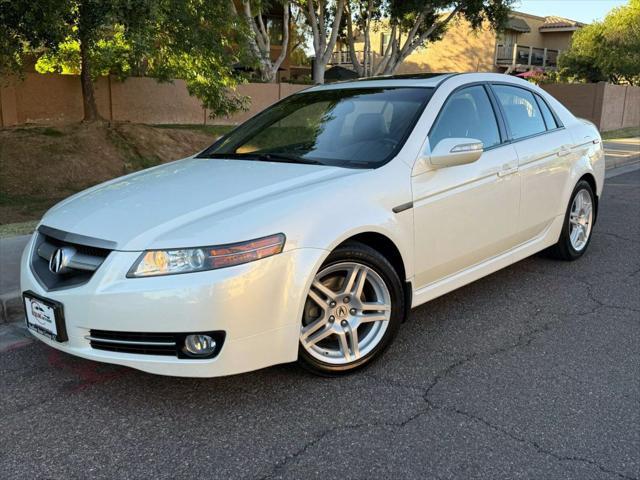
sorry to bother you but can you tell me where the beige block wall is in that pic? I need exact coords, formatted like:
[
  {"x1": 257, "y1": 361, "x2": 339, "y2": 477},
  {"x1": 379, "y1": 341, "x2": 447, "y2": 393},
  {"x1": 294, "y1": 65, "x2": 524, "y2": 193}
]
[
  {"x1": 541, "y1": 82, "x2": 640, "y2": 131},
  {"x1": 600, "y1": 84, "x2": 628, "y2": 132},
  {"x1": 1, "y1": 74, "x2": 110, "y2": 125},
  {"x1": 217, "y1": 83, "x2": 308, "y2": 125},
  {"x1": 541, "y1": 83, "x2": 602, "y2": 124},
  {"x1": 0, "y1": 73, "x2": 308, "y2": 127},
  {"x1": 622, "y1": 86, "x2": 640, "y2": 129},
  {"x1": 0, "y1": 83, "x2": 18, "y2": 127},
  {"x1": 110, "y1": 77, "x2": 204, "y2": 124}
]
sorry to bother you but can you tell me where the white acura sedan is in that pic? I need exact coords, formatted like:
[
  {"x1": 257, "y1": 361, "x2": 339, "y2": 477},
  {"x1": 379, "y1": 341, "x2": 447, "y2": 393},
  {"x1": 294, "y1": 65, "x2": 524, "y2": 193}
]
[{"x1": 21, "y1": 73, "x2": 604, "y2": 377}]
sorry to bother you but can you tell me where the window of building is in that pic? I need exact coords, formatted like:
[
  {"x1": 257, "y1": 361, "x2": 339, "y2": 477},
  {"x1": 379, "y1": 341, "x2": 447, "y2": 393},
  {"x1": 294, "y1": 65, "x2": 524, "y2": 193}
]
[{"x1": 265, "y1": 16, "x2": 284, "y2": 45}]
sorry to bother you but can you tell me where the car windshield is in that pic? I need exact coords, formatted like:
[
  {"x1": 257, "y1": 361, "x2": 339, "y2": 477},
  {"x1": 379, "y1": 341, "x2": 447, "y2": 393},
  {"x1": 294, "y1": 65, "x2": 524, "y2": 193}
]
[{"x1": 199, "y1": 87, "x2": 434, "y2": 169}]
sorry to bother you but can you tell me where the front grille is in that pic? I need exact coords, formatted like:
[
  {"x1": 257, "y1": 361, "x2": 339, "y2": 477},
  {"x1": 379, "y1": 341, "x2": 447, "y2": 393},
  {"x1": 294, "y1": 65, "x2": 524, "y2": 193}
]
[
  {"x1": 88, "y1": 330, "x2": 226, "y2": 359},
  {"x1": 30, "y1": 226, "x2": 114, "y2": 291}
]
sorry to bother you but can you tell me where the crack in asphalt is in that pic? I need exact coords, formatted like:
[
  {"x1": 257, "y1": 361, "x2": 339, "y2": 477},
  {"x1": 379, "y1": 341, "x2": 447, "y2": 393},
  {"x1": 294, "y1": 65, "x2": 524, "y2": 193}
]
[
  {"x1": 518, "y1": 267, "x2": 640, "y2": 315},
  {"x1": 440, "y1": 406, "x2": 639, "y2": 480},
  {"x1": 258, "y1": 274, "x2": 638, "y2": 480},
  {"x1": 258, "y1": 314, "x2": 619, "y2": 479}
]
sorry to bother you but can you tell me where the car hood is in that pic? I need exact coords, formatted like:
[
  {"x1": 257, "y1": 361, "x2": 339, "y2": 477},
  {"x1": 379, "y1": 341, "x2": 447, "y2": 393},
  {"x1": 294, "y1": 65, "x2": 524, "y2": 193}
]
[{"x1": 41, "y1": 157, "x2": 356, "y2": 251}]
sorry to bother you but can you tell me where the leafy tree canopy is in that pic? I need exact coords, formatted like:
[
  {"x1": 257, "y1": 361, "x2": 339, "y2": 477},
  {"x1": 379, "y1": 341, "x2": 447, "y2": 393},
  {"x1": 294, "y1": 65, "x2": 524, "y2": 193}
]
[
  {"x1": 559, "y1": 0, "x2": 640, "y2": 85},
  {"x1": 0, "y1": 0, "x2": 250, "y2": 119}
]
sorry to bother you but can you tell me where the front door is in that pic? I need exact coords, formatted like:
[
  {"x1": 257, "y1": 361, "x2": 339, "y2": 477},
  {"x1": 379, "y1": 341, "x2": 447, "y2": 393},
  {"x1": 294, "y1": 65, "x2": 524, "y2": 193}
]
[{"x1": 411, "y1": 85, "x2": 521, "y2": 288}]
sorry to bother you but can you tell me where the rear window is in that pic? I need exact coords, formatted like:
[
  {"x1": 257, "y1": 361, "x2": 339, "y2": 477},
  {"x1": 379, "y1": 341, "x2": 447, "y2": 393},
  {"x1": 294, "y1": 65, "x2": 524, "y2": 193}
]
[
  {"x1": 534, "y1": 94, "x2": 559, "y2": 130},
  {"x1": 493, "y1": 85, "x2": 546, "y2": 140}
]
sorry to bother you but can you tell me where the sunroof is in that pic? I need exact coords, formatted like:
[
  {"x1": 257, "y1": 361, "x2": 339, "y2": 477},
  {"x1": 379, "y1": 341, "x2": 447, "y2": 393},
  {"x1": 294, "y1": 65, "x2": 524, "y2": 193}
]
[{"x1": 353, "y1": 73, "x2": 456, "y2": 82}]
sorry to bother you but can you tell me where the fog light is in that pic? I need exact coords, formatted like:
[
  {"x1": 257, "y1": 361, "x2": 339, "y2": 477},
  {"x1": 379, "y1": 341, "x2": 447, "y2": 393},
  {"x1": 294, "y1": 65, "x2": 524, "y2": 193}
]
[{"x1": 183, "y1": 334, "x2": 217, "y2": 357}]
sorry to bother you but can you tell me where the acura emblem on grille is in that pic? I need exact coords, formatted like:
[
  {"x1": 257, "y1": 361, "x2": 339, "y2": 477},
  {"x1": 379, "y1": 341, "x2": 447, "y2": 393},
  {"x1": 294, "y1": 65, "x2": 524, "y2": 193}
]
[{"x1": 49, "y1": 246, "x2": 76, "y2": 274}]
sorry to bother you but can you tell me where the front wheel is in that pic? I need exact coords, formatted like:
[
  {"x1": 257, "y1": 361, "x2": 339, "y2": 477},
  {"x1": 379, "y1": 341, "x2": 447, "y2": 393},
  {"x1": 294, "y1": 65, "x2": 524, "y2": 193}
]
[
  {"x1": 298, "y1": 242, "x2": 404, "y2": 375},
  {"x1": 549, "y1": 180, "x2": 596, "y2": 261}
]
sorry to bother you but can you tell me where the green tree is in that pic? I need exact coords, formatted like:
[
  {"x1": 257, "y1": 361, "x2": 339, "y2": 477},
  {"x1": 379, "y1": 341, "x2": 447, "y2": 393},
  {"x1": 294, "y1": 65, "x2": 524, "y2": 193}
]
[
  {"x1": 559, "y1": 0, "x2": 640, "y2": 85},
  {"x1": 147, "y1": 0, "x2": 251, "y2": 117},
  {"x1": 344, "y1": 0, "x2": 513, "y2": 76},
  {"x1": 0, "y1": 0, "x2": 161, "y2": 121},
  {"x1": 0, "y1": 0, "x2": 249, "y2": 121}
]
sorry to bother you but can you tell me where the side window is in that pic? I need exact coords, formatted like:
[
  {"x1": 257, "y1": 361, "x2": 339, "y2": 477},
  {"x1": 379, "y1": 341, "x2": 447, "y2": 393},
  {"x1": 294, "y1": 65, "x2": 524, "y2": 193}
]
[
  {"x1": 492, "y1": 85, "x2": 546, "y2": 140},
  {"x1": 429, "y1": 85, "x2": 500, "y2": 150},
  {"x1": 534, "y1": 94, "x2": 558, "y2": 130}
]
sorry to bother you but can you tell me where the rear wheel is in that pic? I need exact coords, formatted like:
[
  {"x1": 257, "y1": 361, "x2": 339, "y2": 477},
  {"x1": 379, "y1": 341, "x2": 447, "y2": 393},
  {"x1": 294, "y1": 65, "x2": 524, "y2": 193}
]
[
  {"x1": 549, "y1": 180, "x2": 595, "y2": 260},
  {"x1": 298, "y1": 242, "x2": 404, "y2": 375}
]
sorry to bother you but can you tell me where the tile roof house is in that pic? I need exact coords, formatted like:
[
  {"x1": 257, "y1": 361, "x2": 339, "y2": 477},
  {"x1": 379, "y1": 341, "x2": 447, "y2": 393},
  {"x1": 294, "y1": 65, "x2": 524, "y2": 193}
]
[{"x1": 330, "y1": 11, "x2": 585, "y2": 76}]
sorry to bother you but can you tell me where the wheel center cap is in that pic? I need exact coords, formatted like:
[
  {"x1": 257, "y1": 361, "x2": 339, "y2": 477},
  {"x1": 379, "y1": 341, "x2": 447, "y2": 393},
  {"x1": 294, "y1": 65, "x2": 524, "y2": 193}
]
[{"x1": 334, "y1": 305, "x2": 349, "y2": 319}]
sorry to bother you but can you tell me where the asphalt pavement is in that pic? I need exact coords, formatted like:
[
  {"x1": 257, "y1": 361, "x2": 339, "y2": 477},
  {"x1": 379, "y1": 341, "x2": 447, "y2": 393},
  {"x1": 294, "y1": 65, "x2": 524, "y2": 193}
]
[{"x1": 0, "y1": 169, "x2": 638, "y2": 479}]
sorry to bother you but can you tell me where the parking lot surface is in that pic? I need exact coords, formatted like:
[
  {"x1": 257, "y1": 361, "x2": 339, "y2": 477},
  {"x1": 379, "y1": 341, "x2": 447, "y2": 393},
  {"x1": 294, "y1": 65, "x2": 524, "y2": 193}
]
[{"x1": 1, "y1": 170, "x2": 638, "y2": 480}]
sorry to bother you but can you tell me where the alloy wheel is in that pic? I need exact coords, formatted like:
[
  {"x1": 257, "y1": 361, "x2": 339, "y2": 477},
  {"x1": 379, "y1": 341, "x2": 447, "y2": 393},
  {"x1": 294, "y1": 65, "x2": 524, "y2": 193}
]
[
  {"x1": 569, "y1": 189, "x2": 593, "y2": 251},
  {"x1": 300, "y1": 262, "x2": 392, "y2": 365}
]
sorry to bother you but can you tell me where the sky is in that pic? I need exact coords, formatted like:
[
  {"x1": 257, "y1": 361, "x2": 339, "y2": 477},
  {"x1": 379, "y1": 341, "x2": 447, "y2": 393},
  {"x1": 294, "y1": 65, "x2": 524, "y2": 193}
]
[{"x1": 513, "y1": 0, "x2": 629, "y2": 23}]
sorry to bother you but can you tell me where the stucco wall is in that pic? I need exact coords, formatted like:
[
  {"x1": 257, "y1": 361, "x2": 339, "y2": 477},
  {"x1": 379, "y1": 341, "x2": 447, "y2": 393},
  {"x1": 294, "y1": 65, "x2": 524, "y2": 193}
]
[
  {"x1": 0, "y1": 73, "x2": 307, "y2": 127},
  {"x1": 338, "y1": 12, "x2": 577, "y2": 75},
  {"x1": 509, "y1": 14, "x2": 574, "y2": 52},
  {"x1": 341, "y1": 17, "x2": 499, "y2": 74},
  {"x1": 397, "y1": 18, "x2": 497, "y2": 74}
]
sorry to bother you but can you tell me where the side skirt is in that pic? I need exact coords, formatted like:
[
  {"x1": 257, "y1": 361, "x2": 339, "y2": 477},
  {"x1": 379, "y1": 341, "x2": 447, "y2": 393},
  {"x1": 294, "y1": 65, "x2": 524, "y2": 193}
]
[{"x1": 411, "y1": 215, "x2": 564, "y2": 308}]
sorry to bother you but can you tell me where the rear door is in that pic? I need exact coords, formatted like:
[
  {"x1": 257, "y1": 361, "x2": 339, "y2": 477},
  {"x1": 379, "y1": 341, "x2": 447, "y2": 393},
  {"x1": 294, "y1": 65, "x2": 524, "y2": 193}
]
[
  {"x1": 411, "y1": 84, "x2": 521, "y2": 288},
  {"x1": 490, "y1": 84, "x2": 574, "y2": 240}
]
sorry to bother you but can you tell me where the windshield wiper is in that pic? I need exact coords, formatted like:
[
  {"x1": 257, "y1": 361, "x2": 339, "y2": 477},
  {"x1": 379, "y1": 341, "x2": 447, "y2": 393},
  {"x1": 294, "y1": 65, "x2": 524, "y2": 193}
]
[
  {"x1": 198, "y1": 151, "x2": 324, "y2": 166},
  {"x1": 253, "y1": 152, "x2": 325, "y2": 166}
]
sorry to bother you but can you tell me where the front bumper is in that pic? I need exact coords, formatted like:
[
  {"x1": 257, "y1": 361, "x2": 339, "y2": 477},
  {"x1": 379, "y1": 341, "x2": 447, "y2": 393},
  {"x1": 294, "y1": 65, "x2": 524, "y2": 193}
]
[{"x1": 20, "y1": 234, "x2": 326, "y2": 377}]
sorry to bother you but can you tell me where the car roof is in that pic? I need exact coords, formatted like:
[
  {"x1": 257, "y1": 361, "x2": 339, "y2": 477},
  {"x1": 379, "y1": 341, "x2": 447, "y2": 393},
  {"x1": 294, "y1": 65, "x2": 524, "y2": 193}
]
[{"x1": 304, "y1": 72, "x2": 532, "y2": 91}]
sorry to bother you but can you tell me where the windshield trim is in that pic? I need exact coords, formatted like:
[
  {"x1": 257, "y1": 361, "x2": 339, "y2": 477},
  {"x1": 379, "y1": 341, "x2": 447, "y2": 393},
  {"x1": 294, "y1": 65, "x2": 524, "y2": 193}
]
[{"x1": 197, "y1": 86, "x2": 435, "y2": 169}]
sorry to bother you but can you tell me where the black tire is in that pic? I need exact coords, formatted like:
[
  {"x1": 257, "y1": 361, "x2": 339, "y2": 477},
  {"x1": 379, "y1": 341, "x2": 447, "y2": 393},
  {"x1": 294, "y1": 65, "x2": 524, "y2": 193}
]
[
  {"x1": 548, "y1": 180, "x2": 596, "y2": 261},
  {"x1": 298, "y1": 241, "x2": 405, "y2": 376}
]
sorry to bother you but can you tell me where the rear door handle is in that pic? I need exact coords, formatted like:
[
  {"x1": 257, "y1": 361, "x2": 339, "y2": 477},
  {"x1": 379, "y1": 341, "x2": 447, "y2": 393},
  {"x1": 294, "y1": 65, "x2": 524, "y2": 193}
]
[
  {"x1": 557, "y1": 146, "x2": 572, "y2": 157},
  {"x1": 497, "y1": 166, "x2": 518, "y2": 177}
]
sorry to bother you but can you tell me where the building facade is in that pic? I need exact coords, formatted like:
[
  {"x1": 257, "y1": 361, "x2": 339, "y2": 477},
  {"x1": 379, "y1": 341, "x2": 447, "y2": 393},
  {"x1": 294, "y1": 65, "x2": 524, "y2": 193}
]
[{"x1": 329, "y1": 11, "x2": 584, "y2": 76}]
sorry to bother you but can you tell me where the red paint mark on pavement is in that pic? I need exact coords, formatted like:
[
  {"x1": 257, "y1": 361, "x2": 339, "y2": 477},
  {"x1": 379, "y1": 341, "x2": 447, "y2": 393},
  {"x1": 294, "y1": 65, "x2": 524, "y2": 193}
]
[
  {"x1": 0, "y1": 339, "x2": 34, "y2": 352},
  {"x1": 48, "y1": 350, "x2": 131, "y2": 392}
]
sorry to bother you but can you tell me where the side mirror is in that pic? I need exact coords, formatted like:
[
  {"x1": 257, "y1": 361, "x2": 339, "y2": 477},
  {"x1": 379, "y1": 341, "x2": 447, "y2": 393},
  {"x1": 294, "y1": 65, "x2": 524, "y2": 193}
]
[{"x1": 430, "y1": 138, "x2": 483, "y2": 168}]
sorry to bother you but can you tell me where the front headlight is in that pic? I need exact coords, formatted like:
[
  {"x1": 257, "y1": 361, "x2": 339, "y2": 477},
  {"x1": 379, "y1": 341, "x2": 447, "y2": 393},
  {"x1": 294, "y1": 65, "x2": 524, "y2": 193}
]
[{"x1": 127, "y1": 233, "x2": 286, "y2": 278}]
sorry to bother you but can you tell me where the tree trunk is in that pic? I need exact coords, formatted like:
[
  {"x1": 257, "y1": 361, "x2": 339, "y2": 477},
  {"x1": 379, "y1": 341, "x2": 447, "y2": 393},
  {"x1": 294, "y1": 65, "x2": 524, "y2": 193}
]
[
  {"x1": 313, "y1": 60, "x2": 325, "y2": 84},
  {"x1": 79, "y1": 38, "x2": 100, "y2": 122},
  {"x1": 304, "y1": 0, "x2": 345, "y2": 84}
]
